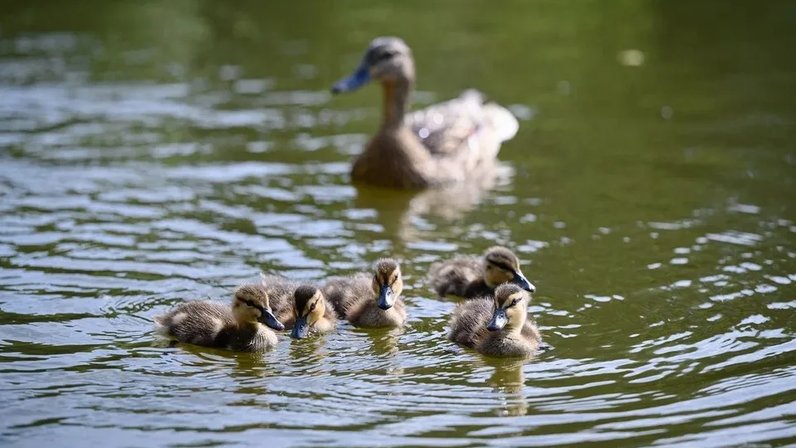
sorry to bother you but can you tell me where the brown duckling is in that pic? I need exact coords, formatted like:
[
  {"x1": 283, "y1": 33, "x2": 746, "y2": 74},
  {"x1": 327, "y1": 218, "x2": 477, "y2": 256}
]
[
  {"x1": 429, "y1": 246, "x2": 535, "y2": 299},
  {"x1": 281, "y1": 285, "x2": 337, "y2": 339},
  {"x1": 323, "y1": 258, "x2": 406, "y2": 328},
  {"x1": 448, "y1": 284, "x2": 542, "y2": 358},
  {"x1": 255, "y1": 276, "x2": 336, "y2": 339},
  {"x1": 154, "y1": 284, "x2": 284, "y2": 352}
]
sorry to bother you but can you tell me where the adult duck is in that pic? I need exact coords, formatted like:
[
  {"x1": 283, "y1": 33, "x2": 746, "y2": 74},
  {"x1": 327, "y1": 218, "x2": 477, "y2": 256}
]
[{"x1": 331, "y1": 37, "x2": 519, "y2": 189}]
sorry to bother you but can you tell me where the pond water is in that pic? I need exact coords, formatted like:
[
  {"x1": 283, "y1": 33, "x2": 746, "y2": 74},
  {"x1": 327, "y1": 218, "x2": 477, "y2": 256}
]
[{"x1": 1, "y1": 1, "x2": 795, "y2": 446}]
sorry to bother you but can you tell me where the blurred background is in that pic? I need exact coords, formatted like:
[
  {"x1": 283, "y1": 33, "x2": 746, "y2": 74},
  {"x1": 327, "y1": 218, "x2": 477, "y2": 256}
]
[{"x1": 1, "y1": 1, "x2": 795, "y2": 446}]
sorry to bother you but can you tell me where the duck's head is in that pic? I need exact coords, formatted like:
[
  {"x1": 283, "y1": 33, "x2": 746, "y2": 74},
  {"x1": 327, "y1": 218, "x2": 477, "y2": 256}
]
[
  {"x1": 332, "y1": 37, "x2": 414, "y2": 94},
  {"x1": 232, "y1": 284, "x2": 284, "y2": 331},
  {"x1": 291, "y1": 285, "x2": 327, "y2": 339},
  {"x1": 371, "y1": 258, "x2": 403, "y2": 310},
  {"x1": 487, "y1": 284, "x2": 530, "y2": 332},
  {"x1": 483, "y1": 246, "x2": 536, "y2": 294}
]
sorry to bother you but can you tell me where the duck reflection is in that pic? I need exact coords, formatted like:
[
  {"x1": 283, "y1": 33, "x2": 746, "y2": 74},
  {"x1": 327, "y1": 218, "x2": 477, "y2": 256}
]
[
  {"x1": 485, "y1": 358, "x2": 528, "y2": 416},
  {"x1": 287, "y1": 335, "x2": 328, "y2": 364},
  {"x1": 366, "y1": 327, "x2": 403, "y2": 358},
  {"x1": 353, "y1": 164, "x2": 512, "y2": 241}
]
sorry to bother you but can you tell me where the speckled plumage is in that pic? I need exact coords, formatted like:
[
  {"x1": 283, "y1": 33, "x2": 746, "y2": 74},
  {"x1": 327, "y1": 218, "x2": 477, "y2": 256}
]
[
  {"x1": 428, "y1": 255, "x2": 481, "y2": 297},
  {"x1": 332, "y1": 37, "x2": 519, "y2": 189},
  {"x1": 260, "y1": 274, "x2": 301, "y2": 323}
]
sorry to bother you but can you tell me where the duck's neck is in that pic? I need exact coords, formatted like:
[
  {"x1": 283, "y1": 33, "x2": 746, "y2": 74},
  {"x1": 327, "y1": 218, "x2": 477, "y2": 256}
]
[
  {"x1": 381, "y1": 78, "x2": 412, "y2": 130},
  {"x1": 505, "y1": 314, "x2": 527, "y2": 336}
]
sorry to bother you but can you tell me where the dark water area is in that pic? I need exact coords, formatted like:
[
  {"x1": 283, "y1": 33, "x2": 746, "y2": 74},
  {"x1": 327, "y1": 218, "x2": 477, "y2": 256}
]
[{"x1": 1, "y1": 1, "x2": 795, "y2": 446}]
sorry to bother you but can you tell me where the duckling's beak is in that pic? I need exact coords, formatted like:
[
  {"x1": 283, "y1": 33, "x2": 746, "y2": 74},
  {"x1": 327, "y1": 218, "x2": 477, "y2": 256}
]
[
  {"x1": 377, "y1": 284, "x2": 394, "y2": 310},
  {"x1": 291, "y1": 316, "x2": 309, "y2": 339},
  {"x1": 513, "y1": 271, "x2": 536, "y2": 294},
  {"x1": 259, "y1": 308, "x2": 284, "y2": 331},
  {"x1": 487, "y1": 308, "x2": 508, "y2": 331},
  {"x1": 331, "y1": 62, "x2": 371, "y2": 94}
]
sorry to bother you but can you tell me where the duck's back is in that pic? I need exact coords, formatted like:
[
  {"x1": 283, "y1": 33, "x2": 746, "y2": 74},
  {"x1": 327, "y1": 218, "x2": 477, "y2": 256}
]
[
  {"x1": 429, "y1": 255, "x2": 482, "y2": 297},
  {"x1": 155, "y1": 301, "x2": 234, "y2": 347},
  {"x1": 448, "y1": 297, "x2": 492, "y2": 348},
  {"x1": 260, "y1": 275, "x2": 300, "y2": 326},
  {"x1": 322, "y1": 273, "x2": 372, "y2": 319},
  {"x1": 408, "y1": 89, "x2": 518, "y2": 160}
]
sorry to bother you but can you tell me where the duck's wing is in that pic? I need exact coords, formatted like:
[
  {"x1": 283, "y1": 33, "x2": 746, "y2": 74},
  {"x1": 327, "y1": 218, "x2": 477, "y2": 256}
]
[
  {"x1": 448, "y1": 297, "x2": 492, "y2": 348},
  {"x1": 407, "y1": 89, "x2": 519, "y2": 157},
  {"x1": 260, "y1": 274, "x2": 298, "y2": 323},
  {"x1": 428, "y1": 255, "x2": 482, "y2": 297},
  {"x1": 322, "y1": 273, "x2": 371, "y2": 319}
]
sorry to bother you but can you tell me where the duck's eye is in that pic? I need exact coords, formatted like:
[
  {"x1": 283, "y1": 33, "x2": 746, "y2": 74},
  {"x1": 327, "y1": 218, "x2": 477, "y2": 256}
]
[
  {"x1": 510, "y1": 298, "x2": 520, "y2": 307},
  {"x1": 309, "y1": 302, "x2": 317, "y2": 312},
  {"x1": 376, "y1": 50, "x2": 396, "y2": 62}
]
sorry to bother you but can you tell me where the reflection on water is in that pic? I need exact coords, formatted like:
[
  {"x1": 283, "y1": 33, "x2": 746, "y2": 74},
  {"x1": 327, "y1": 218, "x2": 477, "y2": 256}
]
[
  {"x1": 353, "y1": 163, "x2": 512, "y2": 242},
  {"x1": 1, "y1": 0, "x2": 795, "y2": 446}
]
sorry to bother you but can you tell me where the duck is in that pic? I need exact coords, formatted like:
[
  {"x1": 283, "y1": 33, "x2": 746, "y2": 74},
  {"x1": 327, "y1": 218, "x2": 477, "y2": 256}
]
[
  {"x1": 448, "y1": 283, "x2": 542, "y2": 357},
  {"x1": 255, "y1": 275, "x2": 337, "y2": 339},
  {"x1": 331, "y1": 36, "x2": 519, "y2": 189},
  {"x1": 322, "y1": 258, "x2": 407, "y2": 328},
  {"x1": 429, "y1": 246, "x2": 535, "y2": 299},
  {"x1": 154, "y1": 284, "x2": 285, "y2": 352}
]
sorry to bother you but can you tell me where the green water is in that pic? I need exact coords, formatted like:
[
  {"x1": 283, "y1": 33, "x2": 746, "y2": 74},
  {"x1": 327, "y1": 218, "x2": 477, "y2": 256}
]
[{"x1": 1, "y1": 1, "x2": 795, "y2": 446}]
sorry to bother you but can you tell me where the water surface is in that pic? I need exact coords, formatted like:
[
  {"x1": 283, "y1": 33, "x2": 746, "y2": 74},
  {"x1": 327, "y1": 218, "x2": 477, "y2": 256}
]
[{"x1": 1, "y1": 1, "x2": 795, "y2": 446}]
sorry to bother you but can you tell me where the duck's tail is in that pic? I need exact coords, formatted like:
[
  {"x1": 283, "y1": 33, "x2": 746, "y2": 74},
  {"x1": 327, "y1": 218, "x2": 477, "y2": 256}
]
[
  {"x1": 153, "y1": 315, "x2": 169, "y2": 336},
  {"x1": 484, "y1": 103, "x2": 519, "y2": 142}
]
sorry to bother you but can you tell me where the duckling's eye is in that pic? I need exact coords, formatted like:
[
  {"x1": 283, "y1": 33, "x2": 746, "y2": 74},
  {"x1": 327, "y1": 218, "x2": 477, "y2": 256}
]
[
  {"x1": 309, "y1": 302, "x2": 317, "y2": 312},
  {"x1": 510, "y1": 298, "x2": 520, "y2": 307}
]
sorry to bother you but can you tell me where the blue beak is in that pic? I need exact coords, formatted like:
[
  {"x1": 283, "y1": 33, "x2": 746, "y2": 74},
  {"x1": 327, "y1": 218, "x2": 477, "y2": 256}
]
[
  {"x1": 487, "y1": 308, "x2": 507, "y2": 331},
  {"x1": 513, "y1": 271, "x2": 536, "y2": 294},
  {"x1": 290, "y1": 316, "x2": 309, "y2": 339},
  {"x1": 258, "y1": 308, "x2": 284, "y2": 331},
  {"x1": 377, "y1": 284, "x2": 394, "y2": 310},
  {"x1": 331, "y1": 63, "x2": 371, "y2": 94}
]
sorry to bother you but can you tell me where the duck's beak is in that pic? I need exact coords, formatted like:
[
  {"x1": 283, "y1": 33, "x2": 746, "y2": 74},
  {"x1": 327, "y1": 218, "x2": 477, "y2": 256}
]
[
  {"x1": 487, "y1": 308, "x2": 508, "y2": 331},
  {"x1": 259, "y1": 308, "x2": 284, "y2": 331},
  {"x1": 290, "y1": 316, "x2": 309, "y2": 339},
  {"x1": 331, "y1": 62, "x2": 371, "y2": 94},
  {"x1": 513, "y1": 271, "x2": 536, "y2": 294},
  {"x1": 377, "y1": 284, "x2": 394, "y2": 310}
]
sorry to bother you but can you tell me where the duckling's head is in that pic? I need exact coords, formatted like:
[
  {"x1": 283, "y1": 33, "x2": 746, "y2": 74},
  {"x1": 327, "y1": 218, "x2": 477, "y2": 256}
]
[
  {"x1": 233, "y1": 284, "x2": 285, "y2": 331},
  {"x1": 371, "y1": 258, "x2": 403, "y2": 310},
  {"x1": 487, "y1": 284, "x2": 530, "y2": 332},
  {"x1": 332, "y1": 37, "x2": 414, "y2": 94},
  {"x1": 291, "y1": 285, "x2": 326, "y2": 339},
  {"x1": 483, "y1": 246, "x2": 536, "y2": 294}
]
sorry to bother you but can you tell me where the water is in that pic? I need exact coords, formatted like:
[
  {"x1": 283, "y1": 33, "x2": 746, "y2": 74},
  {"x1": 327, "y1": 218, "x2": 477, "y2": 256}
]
[{"x1": 1, "y1": 1, "x2": 795, "y2": 446}]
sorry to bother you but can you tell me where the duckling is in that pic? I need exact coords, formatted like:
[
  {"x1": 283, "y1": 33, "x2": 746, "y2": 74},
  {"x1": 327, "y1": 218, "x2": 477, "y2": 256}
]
[
  {"x1": 282, "y1": 285, "x2": 338, "y2": 339},
  {"x1": 322, "y1": 258, "x2": 406, "y2": 328},
  {"x1": 154, "y1": 284, "x2": 285, "y2": 352},
  {"x1": 331, "y1": 37, "x2": 519, "y2": 189},
  {"x1": 448, "y1": 284, "x2": 542, "y2": 358},
  {"x1": 429, "y1": 246, "x2": 536, "y2": 299}
]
